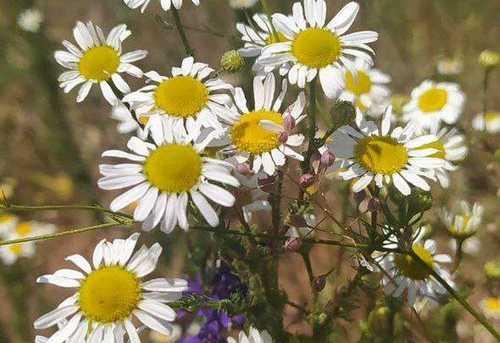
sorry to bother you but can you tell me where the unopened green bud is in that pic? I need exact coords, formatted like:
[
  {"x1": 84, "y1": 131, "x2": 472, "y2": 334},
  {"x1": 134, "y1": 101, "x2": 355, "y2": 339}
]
[
  {"x1": 332, "y1": 101, "x2": 356, "y2": 128},
  {"x1": 479, "y1": 50, "x2": 500, "y2": 69},
  {"x1": 391, "y1": 94, "x2": 410, "y2": 116},
  {"x1": 220, "y1": 50, "x2": 245, "y2": 73},
  {"x1": 408, "y1": 188, "x2": 433, "y2": 214},
  {"x1": 367, "y1": 307, "x2": 391, "y2": 334},
  {"x1": 484, "y1": 260, "x2": 500, "y2": 281}
]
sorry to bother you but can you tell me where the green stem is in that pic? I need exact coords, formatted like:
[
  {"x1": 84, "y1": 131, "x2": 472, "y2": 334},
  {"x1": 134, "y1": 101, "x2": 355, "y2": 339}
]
[
  {"x1": 482, "y1": 69, "x2": 491, "y2": 114},
  {"x1": 301, "y1": 78, "x2": 318, "y2": 173},
  {"x1": 171, "y1": 7, "x2": 195, "y2": 56},
  {"x1": 0, "y1": 203, "x2": 133, "y2": 219}
]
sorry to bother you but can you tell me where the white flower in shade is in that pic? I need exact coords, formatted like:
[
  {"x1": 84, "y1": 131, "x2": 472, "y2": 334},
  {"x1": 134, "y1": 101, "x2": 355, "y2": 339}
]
[
  {"x1": 0, "y1": 214, "x2": 18, "y2": 239},
  {"x1": 55, "y1": 21, "x2": 147, "y2": 105},
  {"x1": 338, "y1": 58, "x2": 391, "y2": 117},
  {"x1": 228, "y1": 327, "x2": 273, "y2": 343},
  {"x1": 98, "y1": 118, "x2": 239, "y2": 233},
  {"x1": 218, "y1": 73, "x2": 305, "y2": 176},
  {"x1": 34, "y1": 233, "x2": 188, "y2": 342},
  {"x1": 448, "y1": 237, "x2": 481, "y2": 256},
  {"x1": 415, "y1": 127, "x2": 467, "y2": 188},
  {"x1": 255, "y1": 1, "x2": 378, "y2": 98},
  {"x1": 329, "y1": 107, "x2": 445, "y2": 195},
  {"x1": 237, "y1": 13, "x2": 289, "y2": 59},
  {"x1": 111, "y1": 101, "x2": 148, "y2": 140},
  {"x1": 441, "y1": 201, "x2": 483, "y2": 240},
  {"x1": 123, "y1": 0, "x2": 200, "y2": 13},
  {"x1": 0, "y1": 220, "x2": 56, "y2": 265},
  {"x1": 17, "y1": 8, "x2": 43, "y2": 33},
  {"x1": 379, "y1": 228, "x2": 454, "y2": 306},
  {"x1": 436, "y1": 57, "x2": 463, "y2": 76},
  {"x1": 480, "y1": 297, "x2": 500, "y2": 320},
  {"x1": 235, "y1": 172, "x2": 271, "y2": 223},
  {"x1": 123, "y1": 57, "x2": 232, "y2": 134},
  {"x1": 472, "y1": 111, "x2": 500, "y2": 133},
  {"x1": 403, "y1": 80, "x2": 465, "y2": 131},
  {"x1": 229, "y1": 0, "x2": 258, "y2": 9}
]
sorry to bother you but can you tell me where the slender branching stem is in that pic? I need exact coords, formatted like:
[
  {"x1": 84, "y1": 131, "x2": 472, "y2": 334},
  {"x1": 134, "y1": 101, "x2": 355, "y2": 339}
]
[
  {"x1": 171, "y1": 7, "x2": 195, "y2": 56},
  {"x1": 0, "y1": 203, "x2": 133, "y2": 220}
]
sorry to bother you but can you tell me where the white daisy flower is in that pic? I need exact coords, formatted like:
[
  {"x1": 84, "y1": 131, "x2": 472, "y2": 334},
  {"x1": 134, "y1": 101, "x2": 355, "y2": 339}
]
[
  {"x1": 0, "y1": 220, "x2": 56, "y2": 265},
  {"x1": 472, "y1": 111, "x2": 500, "y2": 133},
  {"x1": 480, "y1": 297, "x2": 500, "y2": 320},
  {"x1": 403, "y1": 80, "x2": 465, "y2": 131},
  {"x1": 415, "y1": 127, "x2": 467, "y2": 188},
  {"x1": 34, "y1": 233, "x2": 188, "y2": 342},
  {"x1": 379, "y1": 228, "x2": 454, "y2": 306},
  {"x1": 229, "y1": 0, "x2": 258, "y2": 9},
  {"x1": 98, "y1": 118, "x2": 239, "y2": 233},
  {"x1": 17, "y1": 8, "x2": 43, "y2": 33},
  {"x1": 218, "y1": 73, "x2": 305, "y2": 176},
  {"x1": 55, "y1": 21, "x2": 147, "y2": 105},
  {"x1": 441, "y1": 200, "x2": 483, "y2": 240},
  {"x1": 123, "y1": 56, "x2": 232, "y2": 134},
  {"x1": 329, "y1": 107, "x2": 445, "y2": 195},
  {"x1": 338, "y1": 58, "x2": 391, "y2": 117},
  {"x1": 123, "y1": 0, "x2": 200, "y2": 13},
  {"x1": 228, "y1": 327, "x2": 273, "y2": 343},
  {"x1": 255, "y1": 1, "x2": 378, "y2": 98},
  {"x1": 111, "y1": 101, "x2": 148, "y2": 140},
  {"x1": 0, "y1": 214, "x2": 18, "y2": 239}
]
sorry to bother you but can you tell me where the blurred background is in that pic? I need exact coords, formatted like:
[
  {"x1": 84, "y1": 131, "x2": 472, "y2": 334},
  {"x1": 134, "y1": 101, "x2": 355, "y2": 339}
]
[{"x1": 0, "y1": 0, "x2": 499, "y2": 342}]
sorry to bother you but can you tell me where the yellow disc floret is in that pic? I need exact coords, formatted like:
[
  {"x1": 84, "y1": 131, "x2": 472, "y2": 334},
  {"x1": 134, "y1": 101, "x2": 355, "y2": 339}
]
[
  {"x1": 79, "y1": 266, "x2": 141, "y2": 323},
  {"x1": 15, "y1": 222, "x2": 33, "y2": 236},
  {"x1": 144, "y1": 144, "x2": 202, "y2": 193},
  {"x1": 231, "y1": 110, "x2": 283, "y2": 154},
  {"x1": 394, "y1": 244, "x2": 434, "y2": 280},
  {"x1": 345, "y1": 70, "x2": 372, "y2": 96},
  {"x1": 154, "y1": 76, "x2": 209, "y2": 118},
  {"x1": 418, "y1": 88, "x2": 448, "y2": 113},
  {"x1": 292, "y1": 28, "x2": 342, "y2": 69},
  {"x1": 355, "y1": 136, "x2": 409, "y2": 174},
  {"x1": 79, "y1": 46, "x2": 120, "y2": 81}
]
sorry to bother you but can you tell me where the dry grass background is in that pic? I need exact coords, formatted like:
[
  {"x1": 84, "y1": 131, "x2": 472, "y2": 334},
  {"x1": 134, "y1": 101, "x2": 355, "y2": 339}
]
[{"x1": 0, "y1": 0, "x2": 499, "y2": 342}]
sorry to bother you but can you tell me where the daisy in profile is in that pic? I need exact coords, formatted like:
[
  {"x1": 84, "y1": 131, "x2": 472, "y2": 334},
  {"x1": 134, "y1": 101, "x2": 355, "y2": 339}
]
[
  {"x1": 379, "y1": 227, "x2": 454, "y2": 306},
  {"x1": 0, "y1": 220, "x2": 56, "y2": 265},
  {"x1": 218, "y1": 73, "x2": 305, "y2": 176},
  {"x1": 472, "y1": 111, "x2": 500, "y2": 133},
  {"x1": 123, "y1": 0, "x2": 200, "y2": 13},
  {"x1": 441, "y1": 201, "x2": 483, "y2": 240},
  {"x1": 255, "y1": 1, "x2": 378, "y2": 97},
  {"x1": 403, "y1": 80, "x2": 465, "y2": 131},
  {"x1": 98, "y1": 117, "x2": 239, "y2": 233},
  {"x1": 34, "y1": 233, "x2": 187, "y2": 341},
  {"x1": 229, "y1": 0, "x2": 258, "y2": 10},
  {"x1": 480, "y1": 297, "x2": 500, "y2": 320},
  {"x1": 55, "y1": 21, "x2": 147, "y2": 105},
  {"x1": 329, "y1": 107, "x2": 445, "y2": 195},
  {"x1": 123, "y1": 57, "x2": 232, "y2": 133},
  {"x1": 416, "y1": 127, "x2": 467, "y2": 188},
  {"x1": 228, "y1": 327, "x2": 273, "y2": 343},
  {"x1": 338, "y1": 58, "x2": 391, "y2": 117},
  {"x1": 111, "y1": 101, "x2": 148, "y2": 140}
]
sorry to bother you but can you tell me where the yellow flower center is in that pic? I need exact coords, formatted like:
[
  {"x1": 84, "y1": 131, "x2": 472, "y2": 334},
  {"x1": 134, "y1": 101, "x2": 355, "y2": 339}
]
[
  {"x1": 0, "y1": 214, "x2": 15, "y2": 225},
  {"x1": 417, "y1": 140, "x2": 446, "y2": 159},
  {"x1": 15, "y1": 222, "x2": 33, "y2": 236},
  {"x1": 292, "y1": 28, "x2": 342, "y2": 69},
  {"x1": 345, "y1": 70, "x2": 372, "y2": 96},
  {"x1": 266, "y1": 32, "x2": 288, "y2": 45},
  {"x1": 355, "y1": 136, "x2": 409, "y2": 174},
  {"x1": 394, "y1": 244, "x2": 434, "y2": 280},
  {"x1": 418, "y1": 88, "x2": 448, "y2": 113},
  {"x1": 79, "y1": 266, "x2": 141, "y2": 324},
  {"x1": 484, "y1": 298, "x2": 500, "y2": 312},
  {"x1": 449, "y1": 215, "x2": 475, "y2": 238},
  {"x1": 154, "y1": 76, "x2": 209, "y2": 118},
  {"x1": 78, "y1": 46, "x2": 120, "y2": 81},
  {"x1": 144, "y1": 144, "x2": 202, "y2": 193},
  {"x1": 484, "y1": 112, "x2": 500, "y2": 123},
  {"x1": 231, "y1": 110, "x2": 283, "y2": 154}
]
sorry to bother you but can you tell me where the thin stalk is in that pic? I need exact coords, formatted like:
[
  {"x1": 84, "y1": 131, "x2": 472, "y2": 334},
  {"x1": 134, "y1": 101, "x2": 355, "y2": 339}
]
[
  {"x1": 259, "y1": 0, "x2": 278, "y2": 40},
  {"x1": 482, "y1": 69, "x2": 491, "y2": 114},
  {"x1": 171, "y1": 7, "x2": 195, "y2": 56},
  {"x1": 0, "y1": 203, "x2": 133, "y2": 220},
  {"x1": 301, "y1": 78, "x2": 318, "y2": 173}
]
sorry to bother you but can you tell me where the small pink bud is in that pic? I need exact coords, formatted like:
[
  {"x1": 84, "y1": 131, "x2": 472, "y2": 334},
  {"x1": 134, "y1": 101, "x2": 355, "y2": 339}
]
[
  {"x1": 320, "y1": 151, "x2": 335, "y2": 167},
  {"x1": 284, "y1": 115, "x2": 296, "y2": 131},
  {"x1": 299, "y1": 173, "x2": 315, "y2": 188},
  {"x1": 313, "y1": 276, "x2": 327, "y2": 292},
  {"x1": 368, "y1": 198, "x2": 380, "y2": 212},
  {"x1": 285, "y1": 237, "x2": 302, "y2": 252},
  {"x1": 279, "y1": 131, "x2": 289, "y2": 143},
  {"x1": 236, "y1": 163, "x2": 252, "y2": 175}
]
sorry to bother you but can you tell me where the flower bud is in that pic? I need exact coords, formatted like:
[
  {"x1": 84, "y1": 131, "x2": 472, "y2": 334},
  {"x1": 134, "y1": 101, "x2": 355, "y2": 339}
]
[
  {"x1": 279, "y1": 131, "x2": 289, "y2": 143},
  {"x1": 353, "y1": 190, "x2": 367, "y2": 204},
  {"x1": 299, "y1": 173, "x2": 315, "y2": 188},
  {"x1": 313, "y1": 275, "x2": 327, "y2": 292},
  {"x1": 484, "y1": 261, "x2": 500, "y2": 281},
  {"x1": 320, "y1": 151, "x2": 335, "y2": 167},
  {"x1": 285, "y1": 237, "x2": 302, "y2": 252},
  {"x1": 332, "y1": 101, "x2": 356, "y2": 127},
  {"x1": 479, "y1": 50, "x2": 500, "y2": 69},
  {"x1": 284, "y1": 115, "x2": 296, "y2": 131},
  {"x1": 236, "y1": 163, "x2": 252, "y2": 176},
  {"x1": 289, "y1": 214, "x2": 307, "y2": 228},
  {"x1": 220, "y1": 50, "x2": 246, "y2": 73}
]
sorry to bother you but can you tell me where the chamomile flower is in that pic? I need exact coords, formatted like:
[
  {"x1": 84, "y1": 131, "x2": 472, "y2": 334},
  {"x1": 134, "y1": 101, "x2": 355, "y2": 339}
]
[
  {"x1": 228, "y1": 327, "x2": 273, "y2": 343},
  {"x1": 34, "y1": 233, "x2": 188, "y2": 342},
  {"x1": 255, "y1": 1, "x2": 378, "y2": 97},
  {"x1": 480, "y1": 297, "x2": 500, "y2": 320},
  {"x1": 0, "y1": 220, "x2": 56, "y2": 265},
  {"x1": 441, "y1": 201, "x2": 483, "y2": 240},
  {"x1": 0, "y1": 214, "x2": 18, "y2": 238},
  {"x1": 124, "y1": 0, "x2": 200, "y2": 12},
  {"x1": 17, "y1": 8, "x2": 43, "y2": 33},
  {"x1": 219, "y1": 73, "x2": 305, "y2": 176},
  {"x1": 229, "y1": 0, "x2": 258, "y2": 10},
  {"x1": 379, "y1": 228, "x2": 454, "y2": 306},
  {"x1": 98, "y1": 118, "x2": 239, "y2": 233},
  {"x1": 403, "y1": 80, "x2": 465, "y2": 131},
  {"x1": 338, "y1": 58, "x2": 391, "y2": 117},
  {"x1": 472, "y1": 111, "x2": 500, "y2": 133},
  {"x1": 329, "y1": 107, "x2": 445, "y2": 195},
  {"x1": 55, "y1": 21, "x2": 147, "y2": 105},
  {"x1": 123, "y1": 57, "x2": 232, "y2": 133},
  {"x1": 416, "y1": 127, "x2": 467, "y2": 188},
  {"x1": 111, "y1": 101, "x2": 148, "y2": 140}
]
